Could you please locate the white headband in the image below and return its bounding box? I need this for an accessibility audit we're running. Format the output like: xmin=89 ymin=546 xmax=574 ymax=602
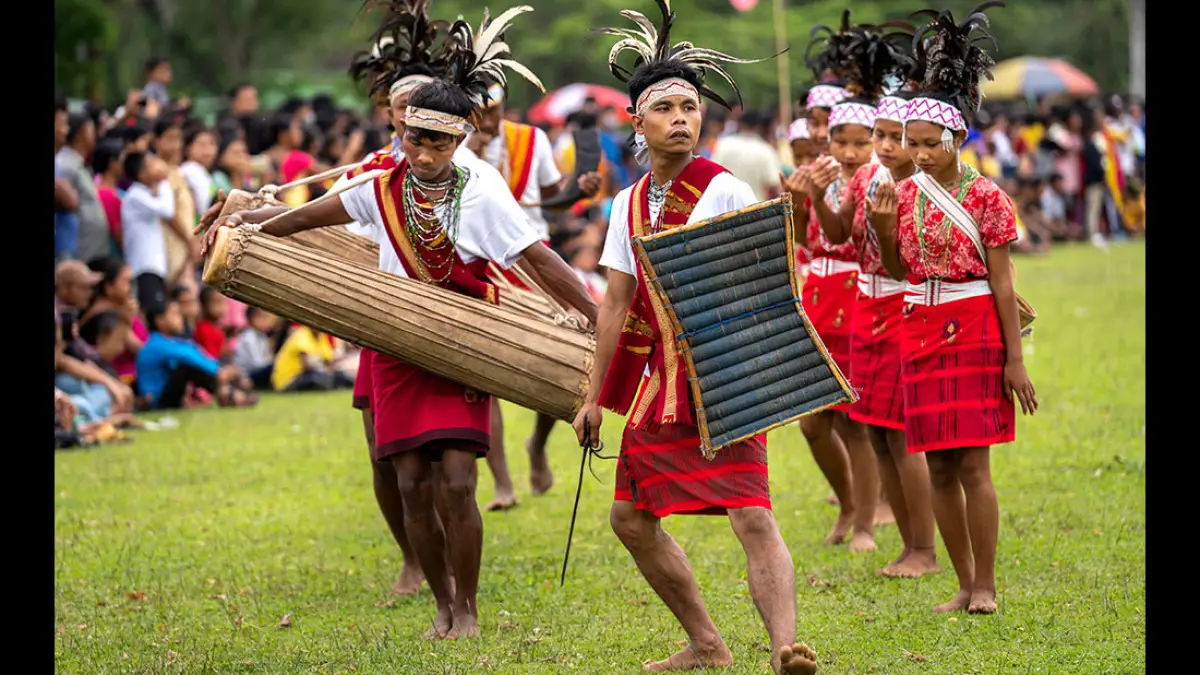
xmin=904 ymin=97 xmax=966 ymax=131
xmin=828 ymin=101 xmax=876 ymax=134
xmin=874 ymin=96 xmax=907 ymax=125
xmin=635 ymin=77 xmax=699 ymax=115
xmin=806 ymin=84 xmax=849 ymax=109
xmin=788 ymin=118 xmax=810 ymax=141
xmin=390 ymin=75 xmax=434 ymax=102
xmin=405 ymin=106 xmax=472 ymax=137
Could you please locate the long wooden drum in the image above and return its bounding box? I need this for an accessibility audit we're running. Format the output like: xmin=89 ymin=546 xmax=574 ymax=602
xmin=218 ymin=189 xmax=556 ymax=319
xmin=203 ymin=226 xmax=595 ymax=422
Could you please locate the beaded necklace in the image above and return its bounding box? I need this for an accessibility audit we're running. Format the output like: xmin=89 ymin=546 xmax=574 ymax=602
xmin=401 ymin=163 xmax=470 ymax=284
xmin=915 ymin=162 xmax=976 ymax=280
xmin=647 ymin=177 xmax=673 ymax=234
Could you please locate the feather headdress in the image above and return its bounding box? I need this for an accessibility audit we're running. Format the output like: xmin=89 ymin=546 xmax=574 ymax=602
xmin=805 ymin=9 xmax=858 ymax=82
xmin=910 ymin=1 xmax=1004 ymax=116
xmin=349 ymin=0 xmax=452 ymax=104
xmin=838 ymin=22 xmax=917 ymax=100
xmin=443 ymin=6 xmax=545 ymax=108
xmin=589 ymin=0 xmax=770 ymax=113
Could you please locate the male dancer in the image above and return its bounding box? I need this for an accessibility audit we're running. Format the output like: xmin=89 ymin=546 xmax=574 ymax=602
xmin=465 ymin=82 xmax=604 ymax=506
xmin=206 ymin=7 xmax=598 ymax=639
xmin=574 ymin=2 xmax=816 ymax=672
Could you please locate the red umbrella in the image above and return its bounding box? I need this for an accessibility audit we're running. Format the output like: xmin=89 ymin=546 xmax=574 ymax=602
xmin=526 ymin=84 xmax=632 ymax=126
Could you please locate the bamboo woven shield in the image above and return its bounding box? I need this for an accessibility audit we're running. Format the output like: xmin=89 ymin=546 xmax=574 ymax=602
xmin=633 ymin=197 xmax=857 ymax=458
xmin=202 ymin=226 xmax=595 ymax=422
xmin=216 ymin=189 xmax=555 ymax=318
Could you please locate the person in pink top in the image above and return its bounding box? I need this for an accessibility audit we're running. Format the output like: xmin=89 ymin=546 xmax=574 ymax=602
xmin=81 ymin=257 xmax=148 ymax=386
xmin=92 ymin=138 xmax=126 ymax=256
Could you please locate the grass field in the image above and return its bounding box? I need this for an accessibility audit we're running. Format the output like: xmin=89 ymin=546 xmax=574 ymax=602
xmin=55 ymin=241 xmax=1146 ymax=674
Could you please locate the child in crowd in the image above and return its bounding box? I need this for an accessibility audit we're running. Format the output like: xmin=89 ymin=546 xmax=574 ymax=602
xmin=170 ymin=285 xmax=200 ymax=339
xmin=79 ymin=310 xmax=131 ymax=380
xmin=120 ymin=151 xmax=174 ymax=312
xmin=271 ymin=323 xmax=353 ymax=392
xmin=136 ymin=299 xmax=257 ymax=409
xmin=234 ymin=307 xmax=279 ymax=390
xmin=194 ymin=286 xmax=231 ymax=361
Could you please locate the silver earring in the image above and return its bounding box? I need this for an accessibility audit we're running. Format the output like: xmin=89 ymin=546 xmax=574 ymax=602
xmin=940 ymin=127 xmax=955 ymax=153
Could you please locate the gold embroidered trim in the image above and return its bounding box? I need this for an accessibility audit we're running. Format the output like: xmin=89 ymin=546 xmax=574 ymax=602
xmin=630 ymin=371 xmax=660 ymax=427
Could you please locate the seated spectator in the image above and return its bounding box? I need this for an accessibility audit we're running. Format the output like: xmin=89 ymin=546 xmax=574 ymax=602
xmin=1040 ymin=174 xmax=1078 ymax=240
xmin=56 ymin=313 xmax=135 ymax=425
xmin=136 ymin=300 xmax=257 ymax=409
xmin=79 ymin=310 xmax=131 ymax=379
xmin=1013 ymin=177 xmax=1052 ymax=255
xmin=81 ymin=257 xmax=147 ymax=386
xmin=234 ymin=307 xmax=279 ymax=390
xmin=170 ymin=284 xmax=200 ymax=339
xmin=194 ymin=286 xmax=232 ymax=360
xmin=271 ymin=323 xmax=354 ymax=392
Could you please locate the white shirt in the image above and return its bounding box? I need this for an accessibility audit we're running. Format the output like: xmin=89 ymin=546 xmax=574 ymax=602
xmin=338 ymin=159 xmax=541 ymax=279
xmin=710 ymin=133 xmax=781 ymax=202
xmin=600 ymin=171 xmax=758 ymax=277
xmin=122 ymin=180 xmax=175 ymax=278
xmin=479 ymin=123 xmax=561 ymax=241
xmin=180 ymin=161 xmax=214 ymax=214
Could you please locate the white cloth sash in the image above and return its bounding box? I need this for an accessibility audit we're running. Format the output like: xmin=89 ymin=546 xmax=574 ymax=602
xmin=904 ymin=279 xmax=992 ymax=307
xmin=858 ymin=272 xmax=907 ymax=298
xmin=808 ymin=257 xmax=860 ymax=278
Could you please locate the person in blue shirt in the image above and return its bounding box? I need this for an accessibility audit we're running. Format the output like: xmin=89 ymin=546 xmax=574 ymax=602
xmin=136 ymin=299 xmax=256 ymax=409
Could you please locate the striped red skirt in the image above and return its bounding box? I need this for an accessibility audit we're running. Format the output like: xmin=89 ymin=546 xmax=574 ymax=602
xmin=848 ymin=291 xmax=905 ymax=430
xmin=901 ymin=294 xmax=1015 ymax=454
xmin=614 ymin=421 xmax=771 ymax=518
xmin=802 ymin=269 xmax=858 ymax=413
xmin=369 ymin=353 xmax=491 ymax=463
xmin=351 ymin=348 xmax=375 ymax=410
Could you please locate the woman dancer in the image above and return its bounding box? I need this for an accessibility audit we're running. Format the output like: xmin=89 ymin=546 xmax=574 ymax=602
xmin=869 ymin=2 xmax=1037 ymax=613
xmin=806 ymin=26 xmax=939 ymax=578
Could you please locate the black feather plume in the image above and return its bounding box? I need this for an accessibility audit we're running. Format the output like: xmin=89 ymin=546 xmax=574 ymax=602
xmin=838 ymin=22 xmax=917 ymax=100
xmin=349 ymin=0 xmax=452 ymax=103
xmin=443 ymin=6 xmax=545 ymax=107
xmin=910 ymin=2 xmax=1004 ymax=114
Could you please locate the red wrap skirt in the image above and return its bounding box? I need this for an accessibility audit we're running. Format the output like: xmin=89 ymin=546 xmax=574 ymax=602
xmin=802 ymin=263 xmax=859 ymax=413
xmin=848 ymin=290 xmax=905 ymax=430
xmin=351 ymin=348 xmax=375 ymax=410
xmin=614 ymin=421 xmax=771 ymax=518
xmin=901 ymin=293 xmax=1015 ymax=454
xmin=369 ymin=353 xmax=491 ymax=463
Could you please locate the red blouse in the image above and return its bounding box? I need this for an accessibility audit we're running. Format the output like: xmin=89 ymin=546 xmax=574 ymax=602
xmin=806 ymin=179 xmax=859 ymax=262
xmin=194 ymin=320 xmax=226 ymax=360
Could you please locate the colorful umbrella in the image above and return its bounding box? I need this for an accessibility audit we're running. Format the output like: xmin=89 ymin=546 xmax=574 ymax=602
xmin=527 ymin=84 xmax=632 ymax=126
xmin=983 ymin=57 xmax=1099 ymax=100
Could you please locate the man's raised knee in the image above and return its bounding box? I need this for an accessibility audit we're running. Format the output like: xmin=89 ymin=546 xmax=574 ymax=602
xmin=800 ymin=413 xmax=831 ymax=442
xmin=610 ymin=502 xmax=654 ymax=547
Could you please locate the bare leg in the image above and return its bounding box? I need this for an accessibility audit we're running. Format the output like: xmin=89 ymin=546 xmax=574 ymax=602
xmin=440 ymin=449 xmax=484 ymax=639
xmin=390 ymin=452 xmax=454 ymax=637
xmin=484 ymin=399 xmax=517 ymax=511
xmin=365 ymin=410 xmax=425 ymax=596
xmin=868 ymin=426 xmax=910 ymax=568
xmin=430 ymin=462 xmax=456 ymax=597
xmin=958 ymin=447 xmax=999 ymax=614
xmin=728 ymin=508 xmax=817 ymax=675
xmin=927 ymin=450 xmax=973 ymax=612
xmin=876 ymin=428 xmax=939 ymax=579
xmin=609 ymin=501 xmax=732 ymax=671
xmin=526 ymin=411 xmax=556 ymax=495
xmin=835 ymin=413 xmax=877 ymax=553
xmin=875 ymin=483 xmax=895 ymax=526
xmin=800 ymin=412 xmax=855 ymax=544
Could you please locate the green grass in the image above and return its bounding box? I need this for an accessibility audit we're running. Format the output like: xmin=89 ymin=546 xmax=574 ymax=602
xmin=55 ymin=241 xmax=1145 ymax=674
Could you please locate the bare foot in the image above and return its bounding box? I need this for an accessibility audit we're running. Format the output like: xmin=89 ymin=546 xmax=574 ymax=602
xmin=643 ymin=641 xmax=733 ymax=671
xmin=878 ymin=548 xmax=939 ymax=579
xmin=848 ymin=531 xmax=877 ymax=554
xmin=527 ymin=438 xmax=554 ymax=496
xmin=968 ymin=589 xmax=997 ymax=614
xmin=485 ymin=492 xmax=518 ymax=512
xmin=775 ymin=643 xmax=818 ymax=675
xmin=390 ymin=564 xmax=425 ymax=596
xmin=932 ymin=590 xmax=972 ymax=613
xmin=824 ymin=510 xmax=854 ymax=545
xmin=445 ymin=612 xmax=481 ymax=639
xmin=422 ymin=605 xmax=454 ymax=639
xmin=874 ymin=503 xmax=895 ymax=526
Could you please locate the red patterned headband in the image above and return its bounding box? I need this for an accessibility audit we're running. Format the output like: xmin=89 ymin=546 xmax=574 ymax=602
xmin=828 ymin=101 xmax=876 ymax=132
xmin=874 ymin=96 xmax=907 ymax=124
xmin=904 ymin=97 xmax=965 ymax=132
xmin=635 ymin=77 xmax=700 ymax=115
xmin=405 ymin=106 xmax=471 ymax=137
xmin=806 ymin=84 xmax=849 ymax=109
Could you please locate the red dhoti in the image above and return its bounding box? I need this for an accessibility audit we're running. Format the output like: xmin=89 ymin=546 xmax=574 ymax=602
xmin=352 ymin=348 xmax=376 ymax=410
xmin=369 ymin=352 xmax=491 ymax=463
xmin=802 ymin=258 xmax=860 ymax=413
xmin=847 ymin=274 xmax=906 ymax=430
xmin=900 ymin=282 xmax=1015 ymax=454
xmin=614 ymin=421 xmax=771 ymax=518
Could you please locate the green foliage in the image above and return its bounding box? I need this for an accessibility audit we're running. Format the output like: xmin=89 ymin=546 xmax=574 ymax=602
xmin=55 ymin=242 xmax=1145 ymax=673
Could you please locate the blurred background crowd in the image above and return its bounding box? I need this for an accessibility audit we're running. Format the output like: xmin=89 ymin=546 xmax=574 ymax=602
xmin=53 ymin=0 xmax=1144 ymax=448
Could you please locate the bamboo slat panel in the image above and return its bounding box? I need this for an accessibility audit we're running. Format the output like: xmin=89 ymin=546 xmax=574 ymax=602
xmin=203 ymin=227 xmax=595 ymax=422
